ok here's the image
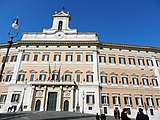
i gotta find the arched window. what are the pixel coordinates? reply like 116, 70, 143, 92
58, 21, 63, 30
63, 100, 69, 111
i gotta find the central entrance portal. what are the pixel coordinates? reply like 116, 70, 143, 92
47, 92, 57, 111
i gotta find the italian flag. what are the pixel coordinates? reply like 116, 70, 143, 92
48, 63, 51, 80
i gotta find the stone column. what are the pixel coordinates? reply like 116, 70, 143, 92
40, 86, 47, 111
57, 86, 63, 111
93, 50, 99, 84
70, 86, 74, 111
27, 85, 35, 111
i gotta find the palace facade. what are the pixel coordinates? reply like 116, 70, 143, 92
0, 10, 160, 119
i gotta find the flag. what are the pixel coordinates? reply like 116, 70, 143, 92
48, 63, 51, 80
52, 63, 56, 80
56, 64, 61, 82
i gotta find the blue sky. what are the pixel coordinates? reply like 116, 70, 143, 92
0, 0, 160, 47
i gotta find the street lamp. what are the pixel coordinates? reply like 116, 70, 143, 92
0, 16, 20, 81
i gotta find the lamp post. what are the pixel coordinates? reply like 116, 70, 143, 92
0, 16, 20, 81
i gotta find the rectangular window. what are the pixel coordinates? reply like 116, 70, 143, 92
101, 95, 109, 104
104, 107, 108, 114
101, 76, 107, 83
65, 74, 71, 81
86, 55, 93, 62
99, 56, 106, 63
152, 79, 158, 86
10, 55, 17, 62
39, 74, 46, 81
132, 78, 139, 85
0, 94, 7, 103
22, 54, 29, 61
30, 74, 34, 81
5, 75, 12, 82
76, 74, 81, 82
129, 58, 135, 65
119, 57, 126, 64
113, 96, 120, 105
138, 58, 145, 66
156, 60, 160, 67
124, 96, 132, 106
2, 56, 9, 62
11, 94, 20, 103
66, 55, 72, 62
33, 55, 38, 61
122, 77, 128, 85
77, 55, 81, 62
135, 96, 143, 106
86, 75, 93, 82
17, 74, 25, 81
147, 59, 153, 66
54, 54, 61, 62
42, 54, 49, 62
146, 97, 154, 107
111, 76, 117, 84
142, 78, 149, 86
52, 74, 58, 81
86, 95, 94, 104
109, 56, 116, 64
156, 98, 160, 107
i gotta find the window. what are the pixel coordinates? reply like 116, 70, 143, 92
122, 77, 128, 85
39, 74, 46, 81
58, 21, 63, 30
42, 54, 49, 62
101, 76, 107, 83
33, 55, 38, 61
52, 73, 58, 81
2, 56, 9, 62
5, 75, 12, 82
17, 74, 25, 81
10, 55, 17, 62
101, 95, 109, 104
147, 59, 153, 66
132, 77, 139, 85
99, 56, 106, 63
30, 74, 34, 81
135, 96, 143, 106
86, 75, 93, 82
65, 74, 71, 81
124, 95, 132, 106
111, 76, 118, 84
152, 79, 158, 86
54, 54, 61, 62
109, 56, 116, 64
86, 55, 93, 62
11, 94, 20, 103
0, 94, 7, 103
66, 55, 72, 62
129, 58, 135, 65
104, 107, 108, 114
138, 58, 145, 66
76, 74, 81, 82
146, 96, 154, 107
22, 54, 29, 61
119, 57, 126, 64
86, 95, 94, 104
142, 78, 149, 86
113, 96, 120, 105
156, 97, 160, 107
76, 55, 81, 62
156, 60, 160, 67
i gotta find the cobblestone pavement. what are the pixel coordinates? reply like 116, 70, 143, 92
0, 111, 135, 120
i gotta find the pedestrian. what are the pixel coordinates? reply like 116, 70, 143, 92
121, 108, 131, 120
114, 107, 120, 119
96, 113, 100, 120
136, 108, 149, 120
100, 114, 106, 120
13, 105, 17, 112
7, 107, 11, 112
10, 106, 13, 112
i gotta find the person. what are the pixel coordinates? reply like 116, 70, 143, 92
121, 108, 131, 120
7, 107, 11, 112
96, 113, 100, 120
13, 105, 17, 112
114, 107, 120, 119
136, 108, 149, 120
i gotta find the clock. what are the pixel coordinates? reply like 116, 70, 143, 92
55, 32, 64, 39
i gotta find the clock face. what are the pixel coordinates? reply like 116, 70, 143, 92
55, 32, 64, 39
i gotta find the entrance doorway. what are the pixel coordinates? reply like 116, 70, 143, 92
35, 100, 41, 111
63, 100, 69, 111
47, 92, 57, 111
